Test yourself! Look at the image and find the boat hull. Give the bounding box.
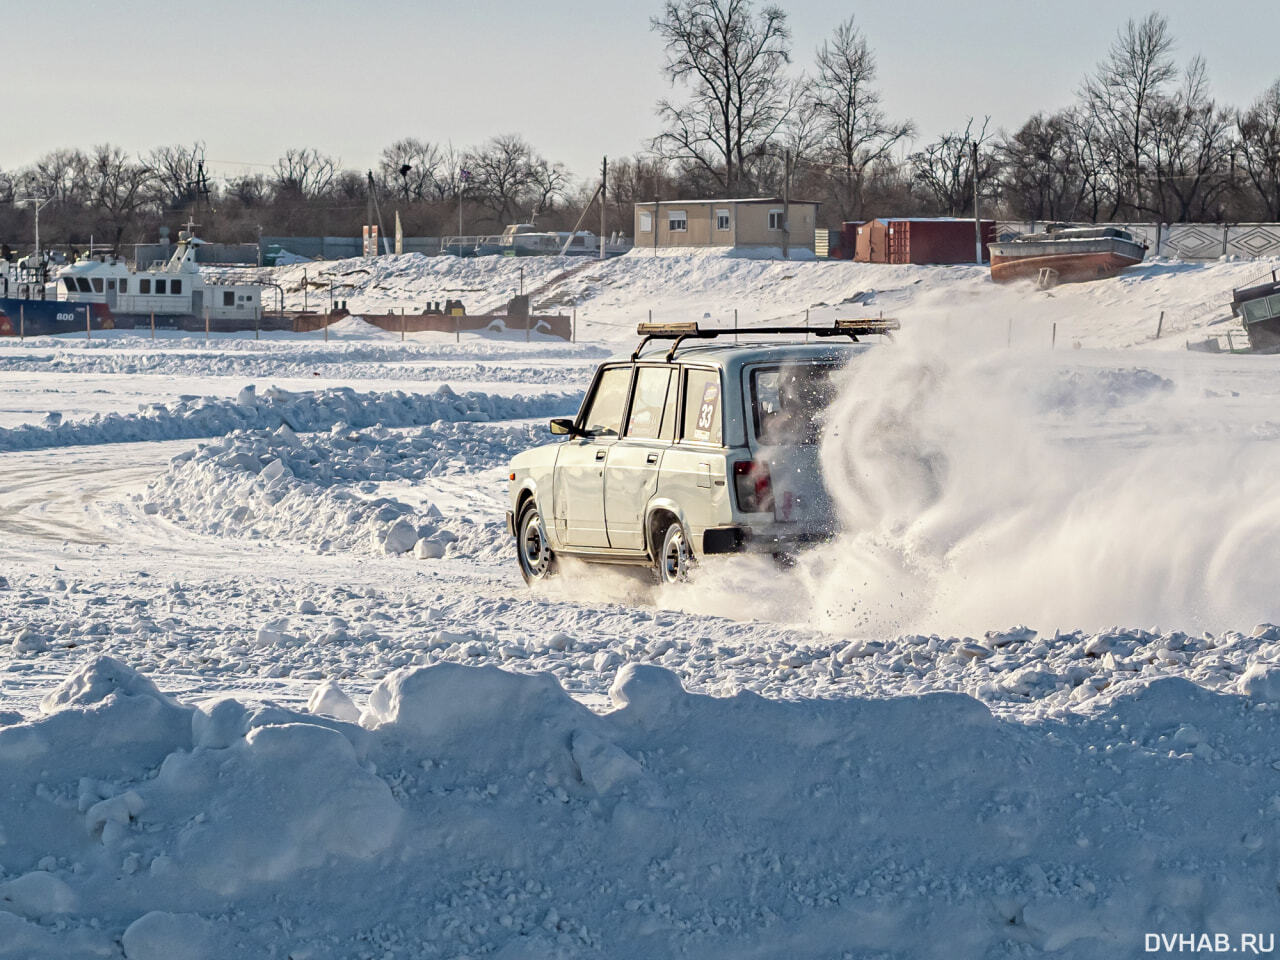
[989,249,1144,284]
[0,300,292,336]
[0,299,116,336]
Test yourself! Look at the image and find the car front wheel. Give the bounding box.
[516,500,556,584]
[656,519,695,584]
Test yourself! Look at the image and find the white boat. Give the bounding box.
[53,225,268,330]
[498,223,632,258]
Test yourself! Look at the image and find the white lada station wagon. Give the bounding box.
[506,319,898,584]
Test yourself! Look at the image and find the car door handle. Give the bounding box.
[595,449,607,461]
[646,453,659,464]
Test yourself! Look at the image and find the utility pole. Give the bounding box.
[458,167,471,244]
[599,156,608,261]
[16,197,50,267]
[972,140,982,265]
[782,149,791,260]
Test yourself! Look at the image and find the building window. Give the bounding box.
[768,209,784,231]
[224,291,235,307]
[171,279,182,295]
[139,279,150,294]
[716,209,730,231]
[639,212,652,232]
[155,279,167,294]
[668,210,687,232]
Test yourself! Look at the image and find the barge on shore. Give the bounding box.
[988,226,1147,285]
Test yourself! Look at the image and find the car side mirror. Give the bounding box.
[549,417,578,436]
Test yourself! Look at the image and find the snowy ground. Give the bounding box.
[2,251,1280,959]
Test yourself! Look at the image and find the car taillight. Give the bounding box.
[733,460,774,513]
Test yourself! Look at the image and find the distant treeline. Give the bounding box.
[1,5,1278,251]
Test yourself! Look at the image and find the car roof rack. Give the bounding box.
[631,318,900,361]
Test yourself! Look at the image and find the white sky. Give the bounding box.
[5,0,1277,185]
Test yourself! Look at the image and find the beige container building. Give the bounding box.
[633,198,819,255]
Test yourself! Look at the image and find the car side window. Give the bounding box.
[682,368,723,445]
[625,366,673,440]
[579,366,632,437]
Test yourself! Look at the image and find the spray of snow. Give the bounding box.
[803,301,1280,636]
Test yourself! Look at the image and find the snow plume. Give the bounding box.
[803,313,1280,636]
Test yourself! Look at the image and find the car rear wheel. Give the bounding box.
[516,500,556,584]
[656,519,695,584]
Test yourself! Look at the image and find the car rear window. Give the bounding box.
[751,363,839,445]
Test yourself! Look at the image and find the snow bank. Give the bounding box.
[144,407,569,559]
[3,655,1279,957]
[0,348,597,385]
[0,382,579,452]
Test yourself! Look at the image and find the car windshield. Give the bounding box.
[751,362,840,445]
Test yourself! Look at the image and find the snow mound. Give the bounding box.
[0,382,579,452]
[3,656,1280,956]
[144,396,571,557]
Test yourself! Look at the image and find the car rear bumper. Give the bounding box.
[701,525,832,555]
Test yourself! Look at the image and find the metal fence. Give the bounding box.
[997,222,1280,260]
[260,236,442,260]
[131,242,261,267]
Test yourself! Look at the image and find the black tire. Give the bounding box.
[515,499,557,584]
[654,518,695,585]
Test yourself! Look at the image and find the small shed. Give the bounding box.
[845,218,996,265]
[633,198,820,255]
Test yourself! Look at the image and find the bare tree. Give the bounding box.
[148,142,208,209]
[1147,57,1234,221]
[84,145,155,246]
[271,148,338,200]
[1082,12,1178,217]
[651,0,792,195]
[1238,79,1280,220]
[910,118,999,216]
[226,173,270,208]
[1000,110,1095,221]
[463,135,566,226]
[377,138,446,201]
[19,149,91,205]
[806,17,913,220]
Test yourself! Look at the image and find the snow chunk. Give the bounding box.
[1239,664,1280,701]
[413,536,446,559]
[570,729,644,795]
[382,519,419,555]
[307,681,360,723]
[192,698,250,750]
[608,663,687,716]
[0,871,78,918]
[12,625,46,654]
[122,911,226,960]
[41,656,173,714]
